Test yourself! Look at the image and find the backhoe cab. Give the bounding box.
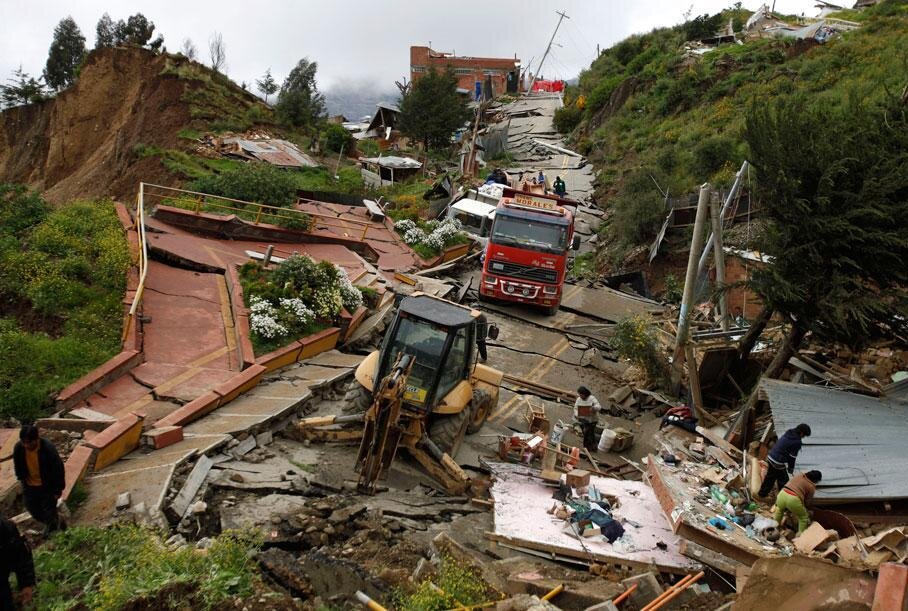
[353,294,503,457]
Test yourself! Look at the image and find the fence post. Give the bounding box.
[254,205,263,225]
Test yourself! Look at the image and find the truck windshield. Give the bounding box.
[384,315,447,405]
[490,215,567,254]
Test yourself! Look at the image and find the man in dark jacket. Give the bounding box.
[758,423,811,498]
[0,517,35,610]
[13,425,65,534]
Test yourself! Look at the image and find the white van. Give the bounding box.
[446,198,497,247]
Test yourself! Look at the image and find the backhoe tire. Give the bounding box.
[429,409,469,456]
[467,388,493,435]
[341,378,372,414]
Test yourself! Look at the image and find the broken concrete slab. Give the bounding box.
[167,455,213,521]
[231,435,256,458]
[220,493,310,531]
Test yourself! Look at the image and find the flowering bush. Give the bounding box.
[241,254,367,352]
[394,217,468,258]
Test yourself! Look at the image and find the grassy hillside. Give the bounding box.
[0,186,128,420]
[559,0,908,267]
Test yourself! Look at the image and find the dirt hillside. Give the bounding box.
[0,46,263,203]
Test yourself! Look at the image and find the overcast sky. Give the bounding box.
[1,0,819,95]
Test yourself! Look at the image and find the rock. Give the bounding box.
[115,492,131,510]
[229,472,245,483]
[271,515,282,525]
[324,525,335,535]
[255,431,273,446]
[189,501,208,515]
[197,537,213,549]
[328,504,366,525]
[166,534,187,548]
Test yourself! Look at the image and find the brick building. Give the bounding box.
[409,46,521,98]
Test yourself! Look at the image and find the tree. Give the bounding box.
[209,32,226,73]
[1,67,47,109]
[276,58,326,129]
[257,68,278,104]
[180,38,197,61]
[727,93,908,437]
[44,16,86,91]
[745,95,908,347]
[325,123,352,154]
[683,13,723,41]
[397,68,470,150]
[95,13,115,48]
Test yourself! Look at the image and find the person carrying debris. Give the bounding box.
[0,517,35,610]
[758,423,811,499]
[553,176,567,197]
[13,426,66,535]
[573,386,601,451]
[774,470,822,534]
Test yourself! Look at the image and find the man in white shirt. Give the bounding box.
[573,386,601,451]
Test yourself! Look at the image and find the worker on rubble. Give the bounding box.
[573,386,601,451]
[471,303,489,362]
[774,470,822,534]
[537,170,547,193]
[758,423,811,499]
[13,425,66,535]
[0,516,35,610]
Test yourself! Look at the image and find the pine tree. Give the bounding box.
[397,68,471,150]
[256,68,278,104]
[276,59,326,128]
[1,67,47,109]
[44,16,86,91]
[744,94,908,346]
[95,13,115,48]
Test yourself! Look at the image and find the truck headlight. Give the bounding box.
[543,286,557,295]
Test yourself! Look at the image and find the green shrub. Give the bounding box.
[692,135,737,178]
[0,183,49,236]
[553,104,582,134]
[325,123,353,153]
[606,169,667,255]
[612,314,669,386]
[395,556,493,611]
[586,74,624,114]
[191,162,298,207]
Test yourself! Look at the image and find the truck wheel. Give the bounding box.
[341,378,372,414]
[543,305,559,316]
[428,409,469,456]
[467,388,493,434]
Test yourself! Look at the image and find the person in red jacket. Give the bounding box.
[12,426,66,534]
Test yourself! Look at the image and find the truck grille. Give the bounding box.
[488,260,557,284]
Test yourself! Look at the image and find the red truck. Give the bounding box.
[479,187,580,315]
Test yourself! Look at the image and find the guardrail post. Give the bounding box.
[254,205,263,225]
[194,197,202,213]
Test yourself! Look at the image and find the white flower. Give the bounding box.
[279,297,314,325]
[336,267,363,312]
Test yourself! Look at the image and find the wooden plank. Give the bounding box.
[679,539,746,576]
[685,344,705,418]
[706,446,738,470]
[168,455,213,520]
[696,426,743,458]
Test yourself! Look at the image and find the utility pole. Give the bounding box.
[709,191,729,331]
[670,183,710,393]
[527,10,569,95]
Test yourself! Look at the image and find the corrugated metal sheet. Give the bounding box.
[764,379,908,502]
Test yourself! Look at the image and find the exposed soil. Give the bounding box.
[0,297,65,337]
[0,47,200,203]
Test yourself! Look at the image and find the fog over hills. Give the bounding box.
[324,78,399,121]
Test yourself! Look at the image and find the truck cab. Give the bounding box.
[446,198,496,247]
[479,188,580,314]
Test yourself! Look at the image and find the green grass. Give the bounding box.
[160,55,274,133]
[0,187,129,421]
[32,526,261,610]
[134,144,244,180]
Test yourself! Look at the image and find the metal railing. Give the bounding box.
[122,183,150,342]
[140,183,375,241]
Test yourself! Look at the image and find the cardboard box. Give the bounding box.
[566,469,590,488]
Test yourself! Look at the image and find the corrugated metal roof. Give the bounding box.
[764,378,908,502]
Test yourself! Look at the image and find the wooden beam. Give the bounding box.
[679,539,745,576]
[167,455,213,520]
